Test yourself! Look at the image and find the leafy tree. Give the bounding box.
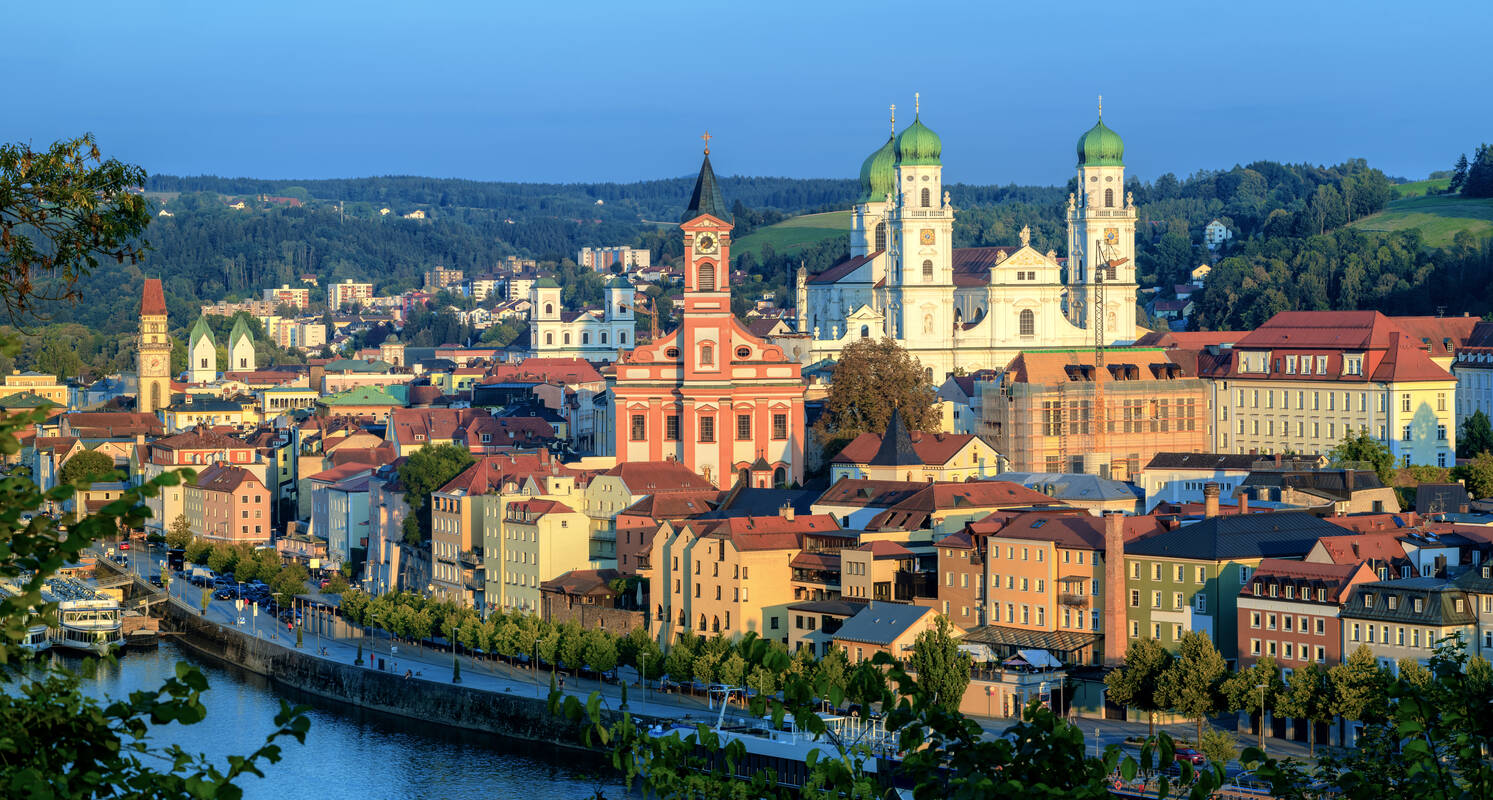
[206,544,238,576]
[746,666,778,699]
[1275,662,1333,756]
[1458,410,1493,458]
[692,652,719,686]
[582,630,617,675]
[479,318,526,346]
[1157,631,1228,745]
[664,634,697,685]
[1396,657,1433,690]
[1105,637,1173,735]
[1330,644,1389,728]
[322,572,350,594]
[1463,143,1493,198]
[718,653,747,689]
[1197,728,1238,766]
[59,449,116,484]
[271,562,309,602]
[396,443,475,543]
[1455,451,1493,499]
[1329,427,1396,484]
[184,537,212,565]
[1221,655,1285,741]
[908,616,971,712]
[814,336,940,453]
[166,513,193,549]
[814,646,851,706]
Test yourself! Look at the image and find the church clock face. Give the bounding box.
[919,229,935,245]
[145,355,165,373]
[696,233,717,254]
[1103,228,1119,246]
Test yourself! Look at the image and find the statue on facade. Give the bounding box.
[1019,226,1031,247]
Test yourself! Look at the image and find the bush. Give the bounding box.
[1198,728,1238,766]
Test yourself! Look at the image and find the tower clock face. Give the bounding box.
[145,355,164,373]
[919,229,935,245]
[696,233,717,254]
[1104,228,1119,246]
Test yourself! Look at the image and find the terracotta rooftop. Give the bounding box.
[192,462,260,493]
[141,279,166,316]
[601,460,716,493]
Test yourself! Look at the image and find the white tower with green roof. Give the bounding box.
[1066,97,1138,338]
[228,315,255,373]
[887,92,954,350]
[188,317,217,383]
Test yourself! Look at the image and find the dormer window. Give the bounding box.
[1387,596,1398,610]
[1284,585,1294,599]
[1413,598,1424,613]
[1378,567,1389,580]
[1454,599,1466,613]
[1401,566,1411,578]
[1364,593,1375,609]
[414,434,425,441]
[1269,584,1278,597]
[1317,588,1327,602]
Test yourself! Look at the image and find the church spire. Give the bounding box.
[681,143,731,223]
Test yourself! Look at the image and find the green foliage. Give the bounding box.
[478,318,526,346]
[1459,410,1493,458]
[1197,728,1237,766]
[1455,451,1493,499]
[1157,631,1228,746]
[1104,637,1173,735]
[1329,644,1390,725]
[396,444,475,542]
[1461,143,1493,198]
[1329,427,1397,484]
[908,615,971,712]
[58,449,116,485]
[165,513,193,549]
[814,337,941,450]
[1221,655,1285,724]
[1275,662,1333,756]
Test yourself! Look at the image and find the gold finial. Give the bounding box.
[1098,94,1103,118]
[914,92,920,116]
[701,131,712,155]
[889,103,896,133]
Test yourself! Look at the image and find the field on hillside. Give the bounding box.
[731,211,849,261]
[1392,178,1451,199]
[1350,194,1493,247]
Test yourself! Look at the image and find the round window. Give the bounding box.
[665,347,680,358]
[736,346,751,359]
[1105,175,1114,182]
[921,175,929,181]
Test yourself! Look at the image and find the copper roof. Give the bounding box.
[141,279,167,316]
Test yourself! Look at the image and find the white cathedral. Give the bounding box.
[789,101,1140,378]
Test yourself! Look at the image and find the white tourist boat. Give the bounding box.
[51,597,123,654]
[20,624,51,652]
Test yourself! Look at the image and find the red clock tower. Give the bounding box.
[612,142,805,488]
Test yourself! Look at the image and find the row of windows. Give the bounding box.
[1248,640,1327,663]
[1348,623,1449,649]
[1130,561,1209,584]
[631,413,790,442]
[1129,589,1208,612]
[1248,611,1326,634]
[1235,387,1448,414]
[541,329,629,347]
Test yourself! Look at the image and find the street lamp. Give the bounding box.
[1257,683,1268,752]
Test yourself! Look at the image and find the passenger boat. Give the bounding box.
[20,624,50,652]
[52,597,123,654]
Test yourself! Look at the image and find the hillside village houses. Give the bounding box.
[29,117,1493,745]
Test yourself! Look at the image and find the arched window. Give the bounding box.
[712,616,720,633]
[1104,188,1114,208]
[921,187,931,207]
[773,466,786,488]
[544,303,553,316]
[698,614,707,632]
[544,332,554,345]
[1019,308,1035,337]
[678,609,686,627]
[860,325,870,338]
[925,367,934,383]
[700,344,714,366]
[874,221,886,252]
[581,332,590,345]
[149,383,161,412]
[563,332,571,345]
[922,259,933,280]
[738,468,749,486]
[619,331,628,344]
[600,332,608,344]
[697,263,715,291]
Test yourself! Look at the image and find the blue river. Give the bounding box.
[55,643,629,800]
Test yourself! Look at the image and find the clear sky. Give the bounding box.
[5,0,1489,186]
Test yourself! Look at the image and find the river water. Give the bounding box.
[54,643,628,800]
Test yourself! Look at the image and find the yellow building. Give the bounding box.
[485,495,592,614]
[829,410,1003,483]
[1203,311,1456,468]
[164,395,259,431]
[2,371,68,408]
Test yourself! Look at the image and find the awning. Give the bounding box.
[958,643,995,662]
[1003,648,1062,669]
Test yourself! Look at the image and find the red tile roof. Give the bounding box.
[813,478,927,508]
[192,463,261,493]
[141,279,166,316]
[856,540,913,558]
[601,460,716,493]
[509,498,576,515]
[483,358,604,385]
[955,509,1165,550]
[831,430,981,466]
[1005,348,1196,384]
[1310,531,1411,567]
[619,491,719,520]
[436,452,571,496]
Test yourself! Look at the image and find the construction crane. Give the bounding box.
[626,294,662,344]
[1093,237,1130,478]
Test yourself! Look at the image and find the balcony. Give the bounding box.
[1059,593,1090,608]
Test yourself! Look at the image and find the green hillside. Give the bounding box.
[1350,194,1493,247]
[732,211,849,262]
[1391,178,1451,199]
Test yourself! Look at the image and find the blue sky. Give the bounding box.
[6,0,1489,186]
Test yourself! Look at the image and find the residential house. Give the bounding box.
[183,463,271,544]
[988,472,1141,514]
[1340,578,1478,672]
[832,602,949,665]
[829,410,1002,483]
[1137,452,1257,512]
[1236,558,1378,669]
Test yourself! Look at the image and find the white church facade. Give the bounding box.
[788,101,1140,379]
[526,275,636,361]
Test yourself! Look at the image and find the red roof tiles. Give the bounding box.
[141,279,166,316]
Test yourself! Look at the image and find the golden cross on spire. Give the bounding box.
[701,131,712,155]
[889,104,896,133]
[914,91,920,116]
[1098,94,1103,118]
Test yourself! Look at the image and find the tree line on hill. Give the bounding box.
[1447,144,1493,198]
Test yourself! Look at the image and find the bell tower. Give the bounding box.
[679,134,733,320]
[1067,97,1137,341]
[137,279,172,415]
[888,94,953,350]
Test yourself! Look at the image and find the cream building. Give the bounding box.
[527,276,635,361]
[789,101,1139,379]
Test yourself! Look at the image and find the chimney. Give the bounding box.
[1238,492,1249,515]
[1103,511,1126,666]
[1344,469,1354,491]
[780,503,795,522]
[1203,483,1220,518]
[1274,452,1282,466]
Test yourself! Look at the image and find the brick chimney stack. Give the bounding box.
[780,503,795,522]
[1103,511,1127,666]
[1238,491,1249,515]
[1203,483,1220,518]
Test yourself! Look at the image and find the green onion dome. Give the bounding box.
[1076,118,1124,166]
[858,135,897,202]
[894,116,942,167]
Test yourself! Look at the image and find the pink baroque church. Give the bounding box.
[612,142,806,488]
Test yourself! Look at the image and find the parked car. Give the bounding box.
[1174,748,1206,766]
[119,541,130,551]
[147,574,164,588]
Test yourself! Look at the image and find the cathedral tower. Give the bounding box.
[188,316,217,384]
[1066,99,1138,340]
[228,315,255,373]
[888,95,954,345]
[137,279,172,415]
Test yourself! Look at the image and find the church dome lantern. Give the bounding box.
[1076,118,1124,167]
[895,116,942,167]
[858,135,896,202]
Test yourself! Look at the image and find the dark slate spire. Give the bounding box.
[868,408,923,467]
[682,149,731,223]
